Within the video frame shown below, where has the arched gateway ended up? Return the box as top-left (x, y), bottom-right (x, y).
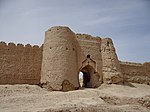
top-left (79, 55), bottom-right (100, 88)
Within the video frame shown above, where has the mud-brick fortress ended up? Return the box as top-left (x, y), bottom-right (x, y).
top-left (0, 26), bottom-right (150, 91)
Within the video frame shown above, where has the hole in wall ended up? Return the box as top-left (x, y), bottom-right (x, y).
top-left (107, 41), bottom-right (109, 47)
top-left (87, 54), bottom-right (90, 58)
top-left (66, 48), bottom-right (68, 50)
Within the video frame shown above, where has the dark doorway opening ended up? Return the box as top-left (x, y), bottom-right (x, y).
top-left (79, 65), bottom-right (97, 88)
top-left (79, 71), bottom-right (91, 88)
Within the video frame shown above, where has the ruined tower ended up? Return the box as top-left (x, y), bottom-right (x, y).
top-left (101, 38), bottom-right (123, 84)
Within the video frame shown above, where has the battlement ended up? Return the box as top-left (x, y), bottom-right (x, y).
top-left (0, 41), bottom-right (42, 49)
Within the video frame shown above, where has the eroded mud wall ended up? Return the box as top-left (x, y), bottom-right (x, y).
top-left (101, 38), bottom-right (123, 84)
top-left (120, 62), bottom-right (150, 85)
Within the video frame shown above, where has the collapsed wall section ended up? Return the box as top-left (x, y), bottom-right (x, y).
top-left (120, 61), bottom-right (150, 85)
top-left (0, 42), bottom-right (42, 84)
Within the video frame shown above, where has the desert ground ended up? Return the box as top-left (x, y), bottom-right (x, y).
top-left (0, 83), bottom-right (150, 112)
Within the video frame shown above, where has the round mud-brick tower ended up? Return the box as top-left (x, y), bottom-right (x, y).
top-left (40, 26), bottom-right (79, 91)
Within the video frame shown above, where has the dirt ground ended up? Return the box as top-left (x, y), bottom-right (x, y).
top-left (0, 83), bottom-right (150, 112)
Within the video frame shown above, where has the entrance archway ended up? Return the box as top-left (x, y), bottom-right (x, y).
top-left (79, 65), bottom-right (99, 88)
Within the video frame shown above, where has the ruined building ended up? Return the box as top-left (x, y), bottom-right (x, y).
top-left (0, 26), bottom-right (150, 91)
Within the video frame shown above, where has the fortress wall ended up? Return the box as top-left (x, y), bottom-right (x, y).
top-left (76, 34), bottom-right (102, 85)
top-left (120, 61), bottom-right (150, 85)
top-left (0, 41), bottom-right (42, 84)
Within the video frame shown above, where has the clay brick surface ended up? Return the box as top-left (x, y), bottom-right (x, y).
top-left (0, 42), bottom-right (42, 84)
top-left (120, 62), bottom-right (150, 85)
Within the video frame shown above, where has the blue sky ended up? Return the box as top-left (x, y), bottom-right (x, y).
top-left (0, 0), bottom-right (150, 63)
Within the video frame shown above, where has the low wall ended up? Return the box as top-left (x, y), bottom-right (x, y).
top-left (0, 42), bottom-right (42, 84)
top-left (120, 61), bottom-right (150, 85)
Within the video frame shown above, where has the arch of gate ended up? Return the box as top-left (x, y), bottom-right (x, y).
top-left (79, 55), bottom-right (100, 88)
